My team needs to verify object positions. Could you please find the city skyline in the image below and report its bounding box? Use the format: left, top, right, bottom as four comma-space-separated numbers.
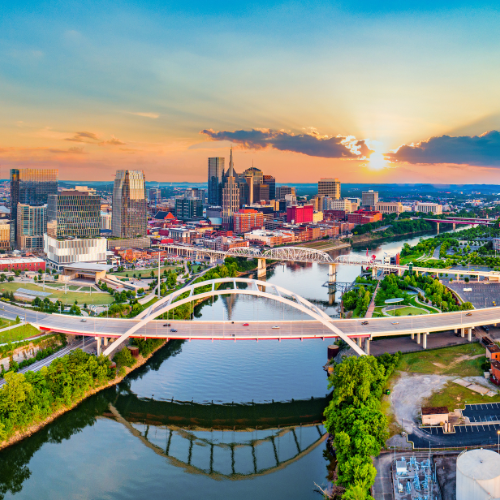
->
2, 1, 500, 183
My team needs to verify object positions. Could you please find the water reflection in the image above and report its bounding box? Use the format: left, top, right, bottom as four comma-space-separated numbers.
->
0, 341, 329, 499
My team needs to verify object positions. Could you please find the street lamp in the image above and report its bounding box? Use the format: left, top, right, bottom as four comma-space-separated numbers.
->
497, 430, 500, 454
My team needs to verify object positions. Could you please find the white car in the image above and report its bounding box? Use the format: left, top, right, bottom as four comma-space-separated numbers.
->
272, 325, 280, 329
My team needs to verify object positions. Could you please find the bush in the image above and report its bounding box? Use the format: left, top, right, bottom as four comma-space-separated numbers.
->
113, 347, 136, 368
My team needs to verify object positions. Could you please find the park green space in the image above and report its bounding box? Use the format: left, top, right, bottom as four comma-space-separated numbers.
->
386, 306, 428, 316
111, 265, 178, 278
0, 324, 41, 344
0, 282, 114, 305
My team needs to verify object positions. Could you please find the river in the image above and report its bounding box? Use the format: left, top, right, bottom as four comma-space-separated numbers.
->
0, 229, 456, 499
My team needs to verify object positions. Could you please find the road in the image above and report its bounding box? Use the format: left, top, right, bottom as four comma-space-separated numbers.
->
0, 338, 96, 386
0, 298, 497, 342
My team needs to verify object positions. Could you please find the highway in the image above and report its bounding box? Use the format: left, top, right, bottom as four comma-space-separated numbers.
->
0, 298, 496, 342
0, 338, 96, 387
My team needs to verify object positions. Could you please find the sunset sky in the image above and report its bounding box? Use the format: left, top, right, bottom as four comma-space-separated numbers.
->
2, 0, 500, 183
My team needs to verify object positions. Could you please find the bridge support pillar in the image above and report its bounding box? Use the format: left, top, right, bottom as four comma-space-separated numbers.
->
411, 333, 414, 340
468, 328, 472, 342
364, 338, 370, 355
436, 222, 440, 235
103, 337, 108, 347
357, 337, 362, 348
328, 263, 336, 284
328, 263, 337, 303
423, 332, 428, 349
96, 336, 101, 356
417, 332, 421, 344
454, 329, 457, 334
460, 328, 465, 338
257, 258, 267, 278
372, 267, 377, 279
397, 268, 403, 277
453, 223, 456, 230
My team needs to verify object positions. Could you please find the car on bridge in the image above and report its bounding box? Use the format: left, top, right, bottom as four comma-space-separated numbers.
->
243, 323, 249, 326
170, 328, 177, 333
272, 326, 280, 329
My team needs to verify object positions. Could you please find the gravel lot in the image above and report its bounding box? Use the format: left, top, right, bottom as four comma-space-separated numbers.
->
390, 373, 453, 432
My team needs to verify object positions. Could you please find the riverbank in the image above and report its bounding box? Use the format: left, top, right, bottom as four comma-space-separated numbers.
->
350, 229, 434, 246
0, 339, 168, 452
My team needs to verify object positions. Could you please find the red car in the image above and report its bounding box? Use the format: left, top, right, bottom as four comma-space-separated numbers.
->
243, 323, 249, 326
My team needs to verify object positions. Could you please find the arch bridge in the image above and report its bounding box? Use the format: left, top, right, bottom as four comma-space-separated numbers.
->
102, 277, 366, 357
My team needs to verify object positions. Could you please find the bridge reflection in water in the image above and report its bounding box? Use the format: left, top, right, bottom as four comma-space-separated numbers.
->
104, 392, 329, 480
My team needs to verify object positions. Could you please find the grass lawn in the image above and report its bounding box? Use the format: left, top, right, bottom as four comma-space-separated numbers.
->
0, 282, 114, 305
397, 342, 486, 377
0, 317, 15, 330
387, 306, 429, 316
423, 381, 500, 411
111, 266, 177, 278
0, 324, 41, 344
408, 296, 439, 313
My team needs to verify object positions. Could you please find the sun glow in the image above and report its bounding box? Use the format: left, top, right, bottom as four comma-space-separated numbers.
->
368, 151, 388, 170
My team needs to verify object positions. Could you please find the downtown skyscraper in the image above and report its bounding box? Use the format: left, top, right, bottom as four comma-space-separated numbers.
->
112, 170, 147, 238
208, 157, 225, 206
10, 168, 58, 249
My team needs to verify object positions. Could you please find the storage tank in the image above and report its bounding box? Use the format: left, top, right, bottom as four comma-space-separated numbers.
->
457, 449, 500, 500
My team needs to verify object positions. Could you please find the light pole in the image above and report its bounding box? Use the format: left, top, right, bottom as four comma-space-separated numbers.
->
158, 251, 161, 299
497, 430, 500, 454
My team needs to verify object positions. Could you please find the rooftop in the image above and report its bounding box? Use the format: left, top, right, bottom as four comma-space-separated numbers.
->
422, 406, 448, 415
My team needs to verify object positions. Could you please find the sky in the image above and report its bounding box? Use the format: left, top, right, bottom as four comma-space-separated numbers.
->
1, 0, 500, 183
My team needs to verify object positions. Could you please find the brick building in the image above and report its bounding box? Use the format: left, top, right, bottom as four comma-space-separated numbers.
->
234, 209, 264, 234
286, 205, 314, 224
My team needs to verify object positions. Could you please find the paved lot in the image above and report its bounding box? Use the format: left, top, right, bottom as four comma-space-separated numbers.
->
370, 329, 473, 356
445, 280, 500, 309
409, 422, 500, 448
463, 403, 500, 422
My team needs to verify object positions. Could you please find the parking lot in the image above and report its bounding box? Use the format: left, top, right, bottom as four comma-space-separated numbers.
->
445, 280, 500, 309
463, 402, 500, 422
409, 422, 500, 448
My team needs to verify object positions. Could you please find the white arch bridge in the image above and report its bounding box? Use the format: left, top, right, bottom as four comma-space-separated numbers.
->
102, 277, 366, 357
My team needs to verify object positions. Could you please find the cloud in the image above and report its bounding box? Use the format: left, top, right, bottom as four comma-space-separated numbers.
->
387, 131, 500, 166
200, 128, 372, 159
126, 112, 160, 119
49, 147, 86, 154
65, 131, 99, 143
99, 136, 126, 146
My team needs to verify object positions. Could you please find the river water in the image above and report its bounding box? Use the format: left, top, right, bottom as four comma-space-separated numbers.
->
0, 230, 449, 500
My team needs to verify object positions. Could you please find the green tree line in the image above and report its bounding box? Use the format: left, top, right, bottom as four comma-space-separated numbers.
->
0, 350, 115, 442
324, 353, 400, 499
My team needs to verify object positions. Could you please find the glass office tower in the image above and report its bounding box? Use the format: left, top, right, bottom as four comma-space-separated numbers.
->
47, 190, 101, 238
10, 169, 58, 248
208, 157, 225, 206
112, 170, 147, 238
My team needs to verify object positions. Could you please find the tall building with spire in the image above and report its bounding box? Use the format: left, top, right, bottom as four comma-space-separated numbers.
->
222, 148, 240, 229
